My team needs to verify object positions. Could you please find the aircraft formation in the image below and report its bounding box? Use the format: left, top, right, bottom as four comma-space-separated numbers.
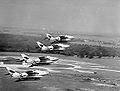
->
1, 33, 74, 81
36, 33, 74, 51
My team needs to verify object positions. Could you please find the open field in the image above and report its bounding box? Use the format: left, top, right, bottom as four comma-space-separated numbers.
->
0, 52, 120, 91
1, 32, 120, 91
1, 33, 120, 59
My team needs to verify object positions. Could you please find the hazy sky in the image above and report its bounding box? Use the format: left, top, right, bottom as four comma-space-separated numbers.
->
0, 0, 120, 35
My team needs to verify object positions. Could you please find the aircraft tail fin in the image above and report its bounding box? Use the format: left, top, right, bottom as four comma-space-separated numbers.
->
6, 67, 17, 75
21, 54, 30, 61
46, 33, 52, 40
36, 41, 45, 48
21, 54, 32, 63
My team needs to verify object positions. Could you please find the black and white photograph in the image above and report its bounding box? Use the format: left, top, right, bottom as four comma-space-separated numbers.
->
0, 0, 120, 91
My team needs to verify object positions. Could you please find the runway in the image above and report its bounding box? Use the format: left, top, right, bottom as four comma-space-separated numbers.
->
0, 52, 120, 91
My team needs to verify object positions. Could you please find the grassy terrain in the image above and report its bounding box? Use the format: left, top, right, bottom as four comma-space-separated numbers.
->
1, 33, 120, 58
0, 33, 47, 52
0, 52, 120, 91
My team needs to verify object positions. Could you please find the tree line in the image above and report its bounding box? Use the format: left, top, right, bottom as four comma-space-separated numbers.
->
0, 33, 120, 59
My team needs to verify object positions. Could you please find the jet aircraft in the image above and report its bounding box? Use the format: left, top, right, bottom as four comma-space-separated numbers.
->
6, 67, 49, 80
36, 41, 70, 51
21, 54, 59, 67
45, 33, 74, 43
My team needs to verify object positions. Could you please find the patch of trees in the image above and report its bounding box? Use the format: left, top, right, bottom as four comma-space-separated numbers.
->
58, 44, 120, 59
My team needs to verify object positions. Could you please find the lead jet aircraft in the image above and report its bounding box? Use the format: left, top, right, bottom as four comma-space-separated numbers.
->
21, 54, 59, 67
6, 67, 49, 81
45, 33, 74, 43
36, 41, 70, 51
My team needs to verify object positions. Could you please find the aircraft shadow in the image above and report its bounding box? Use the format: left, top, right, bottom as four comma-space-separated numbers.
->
15, 78, 41, 82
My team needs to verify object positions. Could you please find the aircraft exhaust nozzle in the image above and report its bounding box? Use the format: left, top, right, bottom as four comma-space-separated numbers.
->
64, 44, 70, 48
59, 44, 70, 48
65, 35, 74, 39
69, 36, 75, 39
47, 56, 59, 61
